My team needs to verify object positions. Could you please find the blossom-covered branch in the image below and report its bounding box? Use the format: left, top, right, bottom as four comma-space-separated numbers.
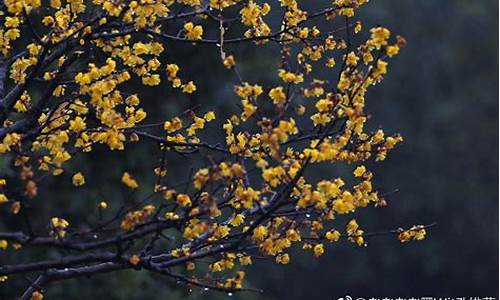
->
0, 0, 429, 299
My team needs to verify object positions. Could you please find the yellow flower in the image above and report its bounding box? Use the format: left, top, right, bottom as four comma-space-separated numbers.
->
184, 22, 203, 40
176, 193, 192, 207
0, 194, 8, 203
386, 45, 400, 57
286, 229, 301, 242
332, 198, 355, 214
51, 217, 69, 228
42, 16, 54, 26
353, 165, 366, 177
166, 64, 179, 80
363, 52, 374, 64
164, 117, 183, 132
50, 0, 61, 8
0, 240, 8, 249
182, 81, 197, 94
133, 42, 150, 55
239, 255, 252, 265
121, 172, 139, 189
210, 261, 223, 272
398, 231, 411, 242
5, 17, 20, 28
313, 244, 324, 257
72, 172, 85, 186
142, 74, 160, 86
14, 100, 28, 112
346, 219, 365, 246
276, 253, 290, 264
268, 86, 286, 105
315, 99, 333, 112
252, 225, 268, 241
311, 113, 331, 126
278, 69, 303, 84
129, 255, 140, 266
51, 217, 69, 238
346, 51, 359, 66
295, 104, 306, 116
204, 111, 216, 121
414, 229, 426, 240
369, 27, 390, 49
214, 225, 230, 239
262, 166, 285, 187
326, 58, 336, 68
325, 230, 341, 242
31, 291, 43, 300
354, 21, 362, 33
165, 212, 180, 220
230, 214, 245, 227
223, 55, 236, 69
52, 85, 65, 97
346, 219, 359, 235
69, 117, 86, 133
210, 0, 237, 9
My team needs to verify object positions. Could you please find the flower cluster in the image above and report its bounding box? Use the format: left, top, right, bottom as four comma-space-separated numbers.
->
0, 0, 428, 297
398, 225, 427, 243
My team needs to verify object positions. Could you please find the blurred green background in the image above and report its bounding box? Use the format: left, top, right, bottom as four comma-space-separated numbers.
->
1, 0, 498, 298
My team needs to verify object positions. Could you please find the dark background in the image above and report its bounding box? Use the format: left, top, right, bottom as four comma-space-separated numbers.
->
2, 0, 498, 299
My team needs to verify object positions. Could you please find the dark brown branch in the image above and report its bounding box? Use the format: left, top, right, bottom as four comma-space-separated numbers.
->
0, 252, 117, 276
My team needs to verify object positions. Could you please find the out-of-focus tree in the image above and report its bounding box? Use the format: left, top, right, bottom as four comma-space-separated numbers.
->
0, 0, 430, 298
